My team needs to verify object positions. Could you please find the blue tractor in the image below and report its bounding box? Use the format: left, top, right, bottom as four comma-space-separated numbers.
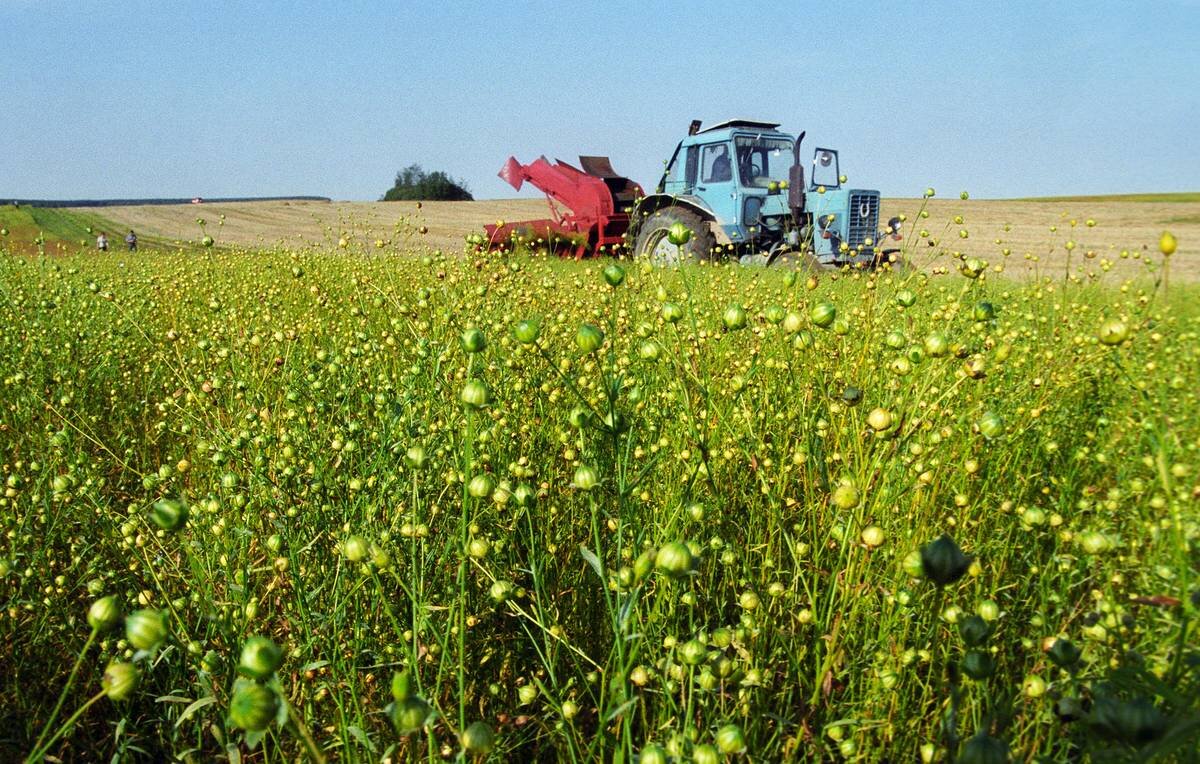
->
632, 119, 902, 268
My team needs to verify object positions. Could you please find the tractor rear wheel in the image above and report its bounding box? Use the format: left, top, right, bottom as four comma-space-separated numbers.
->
633, 207, 715, 265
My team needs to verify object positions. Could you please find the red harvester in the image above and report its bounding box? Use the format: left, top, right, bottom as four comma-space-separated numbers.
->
484, 155, 644, 259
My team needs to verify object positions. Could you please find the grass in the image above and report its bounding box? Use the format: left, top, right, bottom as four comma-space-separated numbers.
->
0, 205, 174, 256
0, 222, 1197, 761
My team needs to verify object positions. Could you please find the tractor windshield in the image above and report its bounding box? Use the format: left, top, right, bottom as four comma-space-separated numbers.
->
734, 136, 793, 189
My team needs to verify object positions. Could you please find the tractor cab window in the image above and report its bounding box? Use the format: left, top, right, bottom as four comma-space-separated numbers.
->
811, 148, 840, 189
700, 143, 733, 183
734, 136, 793, 189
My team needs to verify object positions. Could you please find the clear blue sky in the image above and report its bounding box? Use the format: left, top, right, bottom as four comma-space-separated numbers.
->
2, 0, 1197, 200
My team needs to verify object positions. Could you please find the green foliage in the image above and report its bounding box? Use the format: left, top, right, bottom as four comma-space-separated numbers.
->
382, 164, 473, 202
0, 221, 1196, 760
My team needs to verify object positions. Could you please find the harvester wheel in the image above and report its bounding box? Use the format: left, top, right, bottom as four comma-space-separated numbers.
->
633, 207, 714, 265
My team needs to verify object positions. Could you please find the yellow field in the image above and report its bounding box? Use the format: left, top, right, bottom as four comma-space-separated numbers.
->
77, 196, 1198, 280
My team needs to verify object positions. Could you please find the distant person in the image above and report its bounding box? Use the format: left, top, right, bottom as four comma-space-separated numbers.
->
125, 230, 138, 251
96, 232, 108, 251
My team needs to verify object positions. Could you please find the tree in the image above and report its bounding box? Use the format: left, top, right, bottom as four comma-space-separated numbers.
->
382, 164, 473, 202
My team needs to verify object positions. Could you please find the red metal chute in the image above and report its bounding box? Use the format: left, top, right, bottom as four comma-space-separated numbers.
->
484, 156, 643, 259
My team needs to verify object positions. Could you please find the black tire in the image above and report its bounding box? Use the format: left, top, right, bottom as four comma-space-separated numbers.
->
633, 207, 715, 265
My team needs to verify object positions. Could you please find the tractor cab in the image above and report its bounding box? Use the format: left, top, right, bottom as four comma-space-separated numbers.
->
643, 119, 890, 266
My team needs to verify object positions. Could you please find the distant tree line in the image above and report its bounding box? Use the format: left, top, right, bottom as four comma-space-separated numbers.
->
382, 165, 473, 202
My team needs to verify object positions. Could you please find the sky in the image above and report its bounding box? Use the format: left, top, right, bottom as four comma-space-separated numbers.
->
1, 0, 1198, 201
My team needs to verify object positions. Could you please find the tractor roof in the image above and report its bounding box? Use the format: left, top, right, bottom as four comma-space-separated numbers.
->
698, 119, 782, 134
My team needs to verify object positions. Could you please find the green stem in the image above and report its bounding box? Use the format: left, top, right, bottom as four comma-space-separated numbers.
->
26, 689, 106, 763
27, 627, 97, 761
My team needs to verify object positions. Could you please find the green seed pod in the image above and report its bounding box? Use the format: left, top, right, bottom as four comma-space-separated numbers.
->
692, 743, 720, 764
461, 721, 495, 755
678, 639, 708, 666
87, 596, 123, 632
343, 535, 369, 563
1046, 638, 1081, 669
460, 379, 491, 408
405, 445, 427, 468
957, 732, 1009, 764
572, 465, 600, 491
633, 549, 655, 581
513, 319, 540, 344
392, 696, 431, 734
201, 649, 224, 675
125, 609, 168, 651
884, 330, 907, 349
489, 580, 515, 604
920, 534, 972, 587
467, 474, 495, 498
239, 636, 283, 680
783, 311, 803, 334
924, 332, 949, 357
764, 305, 785, 325
972, 301, 996, 322
977, 599, 1001, 622
722, 304, 747, 331
228, 682, 279, 731
961, 650, 995, 680
576, 323, 604, 354
1098, 319, 1128, 346
655, 542, 694, 578
831, 482, 859, 509
867, 407, 893, 431
639, 743, 667, 764
661, 302, 683, 323
1078, 531, 1111, 555
517, 683, 538, 705
667, 222, 692, 246
602, 263, 626, 287
810, 302, 836, 328
392, 671, 412, 702
150, 498, 189, 531
715, 723, 747, 754
460, 328, 487, 354
101, 661, 140, 701
1022, 674, 1047, 698
978, 411, 1003, 439
960, 258, 986, 279
639, 339, 662, 361
902, 550, 924, 578
202, 235, 215, 248
513, 484, 536, 509
895, 289, 917, 308
958, 615, 992, 647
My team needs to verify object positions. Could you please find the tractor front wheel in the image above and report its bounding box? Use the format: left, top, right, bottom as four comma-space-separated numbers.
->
633, 207, 715, 265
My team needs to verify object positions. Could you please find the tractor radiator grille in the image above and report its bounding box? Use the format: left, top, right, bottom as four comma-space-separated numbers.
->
847, 192, 879, 248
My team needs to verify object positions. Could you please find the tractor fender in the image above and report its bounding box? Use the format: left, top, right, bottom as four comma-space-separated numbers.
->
633, 194, 732, 245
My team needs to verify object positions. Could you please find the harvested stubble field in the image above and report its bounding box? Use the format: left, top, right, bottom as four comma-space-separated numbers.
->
78, 195, 1200, 281
1, 197, 1198, 762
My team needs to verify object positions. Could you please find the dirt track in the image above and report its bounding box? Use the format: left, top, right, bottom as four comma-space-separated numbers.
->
80, 196, 1199, 281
